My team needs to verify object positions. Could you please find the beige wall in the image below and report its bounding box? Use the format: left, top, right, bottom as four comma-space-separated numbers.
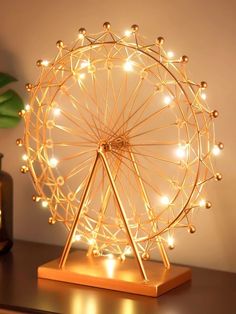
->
0, 0, 235, 273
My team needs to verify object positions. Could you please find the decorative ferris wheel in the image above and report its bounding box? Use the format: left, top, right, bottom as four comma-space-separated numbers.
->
18, 22, 223, 296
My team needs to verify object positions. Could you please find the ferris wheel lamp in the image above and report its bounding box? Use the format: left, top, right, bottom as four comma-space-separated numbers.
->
18, 22, 223, 297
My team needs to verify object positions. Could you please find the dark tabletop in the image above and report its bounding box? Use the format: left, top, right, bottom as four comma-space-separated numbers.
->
0, 240, 236, 314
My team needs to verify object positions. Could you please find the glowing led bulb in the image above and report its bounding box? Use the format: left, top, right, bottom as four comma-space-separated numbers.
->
78, 73, 86, 80
42, 200, 48, 208
74, 234, 81, 241
124, 30, 132, 37
212, 145, 220, 156
107, 253, 114, 259
176, 146, 186, 159
25, 104, 31, 112
41, 60, 49, 67
123, 60, 133, 72
22, 154, 28, 161
78, 33, 84, 39
161, 195, 170, 205
163, 95, 172, 105
199, 199, 206, 208
88, 238, 95, 245
81, 60, 90, 68
124, 246, 132, 255
167, 51, 174, 58
53, 107, 61, 116
201, 92, 207, 100
49, 157, 58, 168
167, 236, 175, 249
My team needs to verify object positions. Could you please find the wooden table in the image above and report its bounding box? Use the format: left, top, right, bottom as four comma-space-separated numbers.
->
0, 240, 235, 314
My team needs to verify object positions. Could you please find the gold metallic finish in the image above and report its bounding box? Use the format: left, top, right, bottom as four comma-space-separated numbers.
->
48, 217, 56, 224
32, 195, 41, 202
205, 201, 212, 209
142, 252, 150, 261
156, 36, 164, 44
16, 138, 23, 146
25, 83, 33, 91
215, 173, 222, 181
56, 40, 64, 48
21, 23, 221, 293
188, 225, 196, 234
218, 142, 224, 150
20, 165, 29, 173
36, 59, 43, 67
181, 55, 189, 63
200, 81, 208, 89
38, 250, 191, 297
168, 243, 175, 250
18, 110, 25, 117
103, 22, 111, 30
131, 24, 139, 32
78, 27, 86, 35
212, 110, 219, 118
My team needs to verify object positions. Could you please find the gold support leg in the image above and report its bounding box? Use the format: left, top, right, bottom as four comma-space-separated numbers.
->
87, 158, 122, 256
129, 150, 170, 269
99, 148, 148, 281
59, 153, 100, 269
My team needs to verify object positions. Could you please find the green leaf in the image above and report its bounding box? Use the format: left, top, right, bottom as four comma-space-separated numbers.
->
0, 72, 17, 88
0, 89, 24, 128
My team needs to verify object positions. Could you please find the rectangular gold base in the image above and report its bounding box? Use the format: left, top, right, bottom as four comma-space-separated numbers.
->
38, 251, 191, 297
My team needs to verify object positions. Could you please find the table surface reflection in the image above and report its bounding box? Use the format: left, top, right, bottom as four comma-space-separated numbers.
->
0, 240, 235, 314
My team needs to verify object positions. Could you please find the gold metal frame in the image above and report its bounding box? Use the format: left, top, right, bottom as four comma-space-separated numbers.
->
18, 22, 222, 296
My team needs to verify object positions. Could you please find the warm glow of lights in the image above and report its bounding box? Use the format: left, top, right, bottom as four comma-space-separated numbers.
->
124, 30, 132, 37
49, 157, 58, 168
161, 195, 170, 205
81, 60, 90, 68
163, 95, 172, 105
78, 33, 84, 39
75, 234, 81, 241
25, 104, 31, 111
22, 154, 28, 161
42, 200, 48, 208
167, 51, 174, 58
167, 235, 175, 248
124, 246, 132, 255
175, 145, 186, 159
78, 73, 86, 80
41, 60, 49, 67
212, 145, 220, 156
107, 253, 114, 259
88, 238, 95, 245
53, 107, 61, 116
105, 258, 116, 278
201, 92, 207, 100
199, 199, 206, 208
123, 60, 133, 72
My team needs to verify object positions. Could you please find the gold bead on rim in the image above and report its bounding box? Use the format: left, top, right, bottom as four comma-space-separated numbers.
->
32, 195, 41, 202
200, 81, 208, 89
56, 40, 64, 48
78, 27, 86, 35
215, 173, 222, 181
131, 24, 139, 32
142, 252, 150, 260
16, 138, 23, 147
48, 217, 56, 224
188, 225, 196, 234
156, 36, 164, 45
20, 165, 29, 173
205, 201, 212, 209
25, 83, 33, 92
181, 55, 189, 63
103, 22, 111, 30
